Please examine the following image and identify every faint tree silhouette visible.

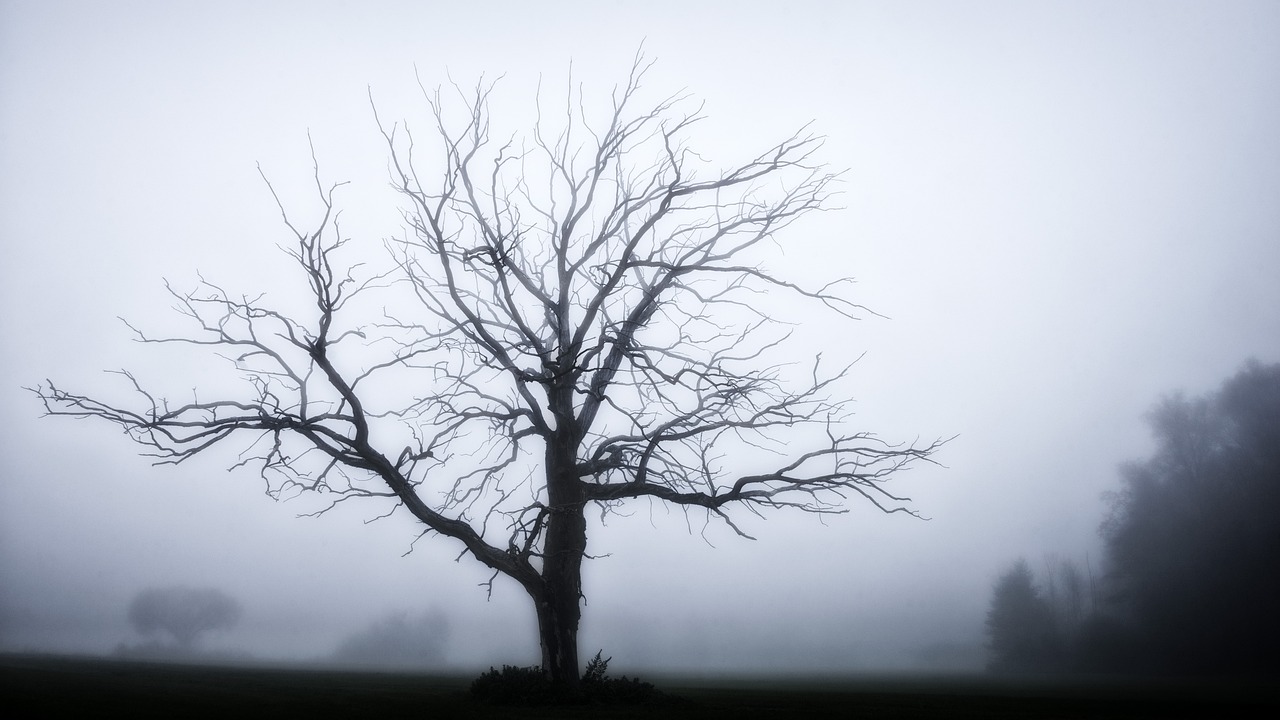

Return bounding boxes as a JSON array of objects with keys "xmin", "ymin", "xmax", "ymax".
[
  {"xmin": 332, "ymin": 609, "xmax": 450, "ymax": 669},
  {"xmin": 1055, "ymin": 558, "xmax": 1087, "ymax": 630},
  {"xmin": 985, "ymin": 560, "xmax": 1060, "ymax": 673},
  {"xmin": 34, "ymin": 53, "xmax": 943, "ymax": 687},
  {"xmin": 127, "ymin": 586, "xmax": 242, "ymax": 650}
]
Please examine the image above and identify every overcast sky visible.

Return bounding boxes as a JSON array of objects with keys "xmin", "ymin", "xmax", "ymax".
[{"xmin": 2, "ymin": 0, "xmax": 1278, "ymax": 674}]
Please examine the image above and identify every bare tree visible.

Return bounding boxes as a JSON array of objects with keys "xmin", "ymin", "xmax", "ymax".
[{"xmin": 34, "ymin": 56, "xmax": 942, "ymax": 686}]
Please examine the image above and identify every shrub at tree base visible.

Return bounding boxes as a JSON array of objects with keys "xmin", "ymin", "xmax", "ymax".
[
  {"xmin": 470, "ymin": 665, "xmax": 556, "ymax": 705},
  {"xmin": 470, "ymin": 652, "xmax": 656, "ymax": 706}
]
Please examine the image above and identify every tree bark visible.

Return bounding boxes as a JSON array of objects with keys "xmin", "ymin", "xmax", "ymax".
[
  {"xmin": 535, "ymin": 555, "xmax": 583, "ymax": 686},
  {"xmin": 536, "ymin": 414, "xmax": 588, "ymax": 686}
]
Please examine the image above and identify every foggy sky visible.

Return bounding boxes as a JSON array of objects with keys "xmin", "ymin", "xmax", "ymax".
[{"xmin": 2, "ymin": 0, "xmax": 1278, "ymax": 674}]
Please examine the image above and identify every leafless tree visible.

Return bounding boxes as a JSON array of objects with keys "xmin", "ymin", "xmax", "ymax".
[{"xmin": 34, "ymin": 56, "xmax": 943, "ymax": 686}]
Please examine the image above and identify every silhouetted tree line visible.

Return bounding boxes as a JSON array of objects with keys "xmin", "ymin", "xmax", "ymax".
[{"xmin": 986, "ymin": 360, "xmax": 1280, "ymax": 676}]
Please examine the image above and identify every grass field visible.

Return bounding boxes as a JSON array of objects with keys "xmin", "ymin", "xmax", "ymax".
[{"xmin": 2, "ymin": 653, "xmax": 1276, "ymax": 718}]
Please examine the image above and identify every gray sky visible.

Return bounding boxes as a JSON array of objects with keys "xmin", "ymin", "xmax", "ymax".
[{"xmin": 2, "ymin": 0, "xmax": 1278, "ymax": 673}]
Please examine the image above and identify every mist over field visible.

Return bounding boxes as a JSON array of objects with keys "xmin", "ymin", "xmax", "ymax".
[{"xmin": 2, "ymin": 0, "xmax": 1278, "ymax": 683}]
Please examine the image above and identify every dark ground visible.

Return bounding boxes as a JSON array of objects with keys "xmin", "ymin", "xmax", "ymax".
[{"xmin": 2, "ymin": 653, "xmax": 1276, "ymax": 719}]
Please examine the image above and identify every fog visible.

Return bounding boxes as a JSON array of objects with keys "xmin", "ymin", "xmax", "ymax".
[{"xmin": 2, "ymin": 1, "xmax": 1278, "ymax": 677}]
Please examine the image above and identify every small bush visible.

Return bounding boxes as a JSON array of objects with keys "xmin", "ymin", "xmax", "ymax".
[
  {"xmin": 469, "ymin": 650, "xmax": 657, "ymax": 706},
  {"xmin": 469, "ymin": 665, "xmax": 560, "ymax": 705},
  {"xmin": 584, "ymin": 673, "xmax": 657, "ymax": 704},
  {"xmin": 581, "ymin": 650, "xmax": 656, "ymax": 703},
  {"xmin": 582, "ymin": 650, "xmax": 611, "ymax": 683}
]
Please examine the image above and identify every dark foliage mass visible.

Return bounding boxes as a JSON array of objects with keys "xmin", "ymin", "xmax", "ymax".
[
  {"xmin": 986, "ymin": 360, "xmax": 1280, "ymax": 676},
  {"xmin": 125, "ymin": 586, "xmax": 242, "ymax": 650},
  {"xmin": 1100, "ymin": 359, "xmax": 1280, "ymax": 674},
  {"xmin": 470, "ymin": 651, "xmax": 656, "ymax": 706},
  {"xmin": 985, "ymin": 560, "xmax": 1059, "ymax": 673}
]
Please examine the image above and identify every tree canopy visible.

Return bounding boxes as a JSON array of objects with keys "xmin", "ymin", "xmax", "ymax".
[
  {"xmin": 985, "ymin": 359, "xmax": 1280, "ymax": 676},
  {"xmin": 1101, "ymin": 359, "xmax": 1280, "ymax": 674},
  {"xmin": 127, "ymin": 586, "xmax": 242, "ymax": 649}
]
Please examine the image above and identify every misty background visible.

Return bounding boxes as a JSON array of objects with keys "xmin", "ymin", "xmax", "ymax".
[{"xmin": 2, "ymin": 1, "xmax": 1278, "ymax": 675}]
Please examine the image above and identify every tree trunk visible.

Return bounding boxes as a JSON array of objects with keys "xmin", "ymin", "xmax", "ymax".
[
  {"xmin": 536, "ymin": 502, "xmax": 586, "ymax": 686},
  {"xmin": 538, "ymin": 421, "xmax": 588, "ymax": 687}
]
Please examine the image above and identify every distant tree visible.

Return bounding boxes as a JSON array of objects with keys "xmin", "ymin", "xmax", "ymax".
[
  {"xmin": 1100, "ymin": 360, "xmax": 1280, "ymax": 674},
  {"xmin": 332, "ymin": 609, "xmax": 450, "ymax": 669},
  {"xmin": 1038, "ymin": 555, "xmax": 1087, "ymax": 634},
  {"xmin": 985, "ymin": 559, "xmax": 1060, "ymax": 673},
  {"xmin": 127, "ymin": 586, "xmax": 242, "ymax": 650},
  {"xmin": 1055, "ymin": 558, "xmax": 1087, "ymax": 630},
  {"xmin": 32, "ymin": 54, "xmax": 942, "ymax": 688}
]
